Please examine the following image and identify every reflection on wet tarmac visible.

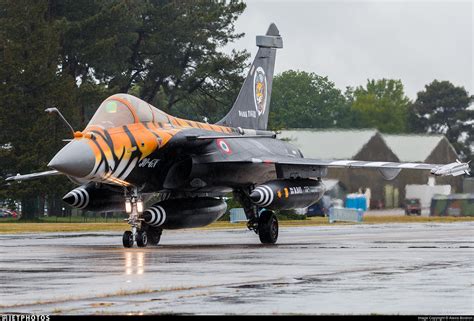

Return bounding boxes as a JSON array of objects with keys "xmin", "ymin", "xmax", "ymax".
[
  {"xmin": 124, "ymin": 251, "xmax": 145, "ymax": 275},
  {"xmin": 0, "ymin": 223, "xmax": 472, "ymax": 315}
]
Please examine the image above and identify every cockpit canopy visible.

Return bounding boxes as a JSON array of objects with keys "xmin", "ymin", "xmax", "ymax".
[{"xmin": 87, "ymin": 94, "xmax": 170, "ymax": 129}]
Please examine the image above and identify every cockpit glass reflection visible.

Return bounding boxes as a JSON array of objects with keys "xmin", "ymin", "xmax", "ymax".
[{"xmin": 87, "ymin": 99, "xmax": 135, "ymax": 129}]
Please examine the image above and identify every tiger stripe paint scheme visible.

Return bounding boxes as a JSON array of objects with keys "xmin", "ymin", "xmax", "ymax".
[
  {"xmin": 6, "ymin": 22, "xmax": 468, "ymax": 201},
  {"xmin": 80, "ymin": 95, "xmax": 238, "ymax": 187},
  {"xmin": 5, "ymin": 23, "xmax": 468, "ymax": 247},
  {"xmin": 7, "ymin": 92, "xmax": 469, "ymax": 190}
]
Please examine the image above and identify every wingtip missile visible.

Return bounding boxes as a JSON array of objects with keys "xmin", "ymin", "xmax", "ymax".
[
  {"xmin": 5, "ymin": 174, "xmax": 20, "ymax": 182},
  {"xmin": 431, "ymin": 161, "xmax": 470, "ymax": 176}
]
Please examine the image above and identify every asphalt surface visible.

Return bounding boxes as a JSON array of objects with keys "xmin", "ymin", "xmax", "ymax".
[{"xmin": 0, "ymin": 222, "xmax": 473, "ymax": 315}]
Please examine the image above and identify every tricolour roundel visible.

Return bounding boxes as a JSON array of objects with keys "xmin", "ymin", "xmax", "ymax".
[
  {"xmin": 216, "ymin": 139, "xmax": 232, "ymax": 155},
  {"xmin": 253, "ymin": 66, "xmax": 267, "ymax": 116},
  {"xmin": 144, "ymin": 205, "xmax": 166, "ymax": 227}
]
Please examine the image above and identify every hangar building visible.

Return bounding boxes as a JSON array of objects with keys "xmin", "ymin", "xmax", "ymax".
[{"xmin": 278, "ymin": 129, "xmax": 462, "ymax": 208}]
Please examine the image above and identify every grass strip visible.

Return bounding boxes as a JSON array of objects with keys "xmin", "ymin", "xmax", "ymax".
[{"xmin": 0, "ymin": 215, "xmax": 472, "ymax": 234}]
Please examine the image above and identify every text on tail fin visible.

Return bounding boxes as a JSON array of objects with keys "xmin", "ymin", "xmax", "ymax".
[{"xmin": 217, "ymin": 23, "xmax": 283, "ymax": 130}]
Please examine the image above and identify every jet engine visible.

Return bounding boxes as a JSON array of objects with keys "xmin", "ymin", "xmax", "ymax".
[
  {"xmin": 143, "ymin": 197, "xmax": 227, "ymax": 229},
  {"xmin": 62, "ymin": 184, "xmax": 124, "ymax": 212},
  {"xmin": 249, "ymin": 178, "xmax": 325, "ymax": 210}
]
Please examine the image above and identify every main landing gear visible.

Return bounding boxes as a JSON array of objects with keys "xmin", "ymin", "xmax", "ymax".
[
  {"xmin": 246, "ymin": 209, "xmax": 279, "ymax": 244},
  {"xmin": 257, "ymin": 210, "xmax": 279, "ymax": 244},
  {"xmin": 234, "ymin": 189, "xmax": 279, "ymax": 245},
  {"xmin": 122, "ymin": 187, "xmax": 162, "ymax": 248},
  {"xmin": 146, "ymin": 228, "xmax": 162, "ymax": 245}
]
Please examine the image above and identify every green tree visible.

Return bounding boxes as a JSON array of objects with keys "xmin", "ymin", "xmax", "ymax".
[
  {"xmin": 0, "ymin": 0, "xmax": 77, "ymax": 219},
  {"xmin": 51, "ymin": 0, "xmax": 248, "ymax": 122},
  {"xmin": 408, "ymin": 80, "xmax": 473, "ymax": 170},
  {"xmin": 269, "ymin": 70, "xmax": 350, "ymax": 130},
  {"xmin": 351, "ymin": 79, "xmax": 410, "ymax": 133},
  {"xmin": 0, "ymin": 0, "xmax": 249, "ymax": 218}
]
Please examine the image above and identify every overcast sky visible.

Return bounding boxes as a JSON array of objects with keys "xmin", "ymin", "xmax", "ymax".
[{"xmin": 225, "ymin": 0, "xmax": 473, "ymax": 100}]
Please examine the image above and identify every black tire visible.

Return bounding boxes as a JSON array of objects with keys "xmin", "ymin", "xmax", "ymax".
[
  {"xmin": 122, "ymin": 231, "xmax": 134, "ymax": 248},
  {"xmin": 258, "ymin": 210, "xmax": 278, "ymax": 244},
  {"xmin": 147, "ymin": 228, "xmax": 162, "ymax": 246},
  {"xmin": 136, "ymin": 230, "xmax": 148, "ymax": 248}
]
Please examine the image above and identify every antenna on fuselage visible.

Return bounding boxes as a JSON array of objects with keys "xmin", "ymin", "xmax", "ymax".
[{"xmin": 45, "ymin": 108, "xmax": 75, "ymax": 137}]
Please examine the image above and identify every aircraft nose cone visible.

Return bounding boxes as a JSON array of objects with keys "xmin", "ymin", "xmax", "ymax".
[{"xmin": 48, "ymin": 140, "xmax": 95, "ymax": 178}]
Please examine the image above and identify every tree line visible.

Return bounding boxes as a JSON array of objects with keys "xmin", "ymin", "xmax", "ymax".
[
  {"xmin": 0, "ymin": 0, "xmax": 471, "ymax": 217},
  {"xmin": 0, "ymin": 0, "xmax": 248, "ymax": 217},
  {"xmin": 270, "ymin": 71, "xmax": 473, "ymax": 170}
]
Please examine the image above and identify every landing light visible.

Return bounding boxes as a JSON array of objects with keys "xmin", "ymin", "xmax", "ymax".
[
  {"xmin": 125, "ymin": 199, "xmax": 132, "ymax": 213},
  {"xmin": 137, "ymin": 200, "xmax": 144, "ymax": 213}
]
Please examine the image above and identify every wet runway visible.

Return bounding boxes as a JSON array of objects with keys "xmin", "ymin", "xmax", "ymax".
[{"xmin": 0, "ymin": 222, "xmax": 473, "ymax": 315}]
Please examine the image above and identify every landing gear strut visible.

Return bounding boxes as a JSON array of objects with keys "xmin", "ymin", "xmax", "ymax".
[
  {"xmin": 122, "ymin": 187, "xmax": 147, "ymax": 248},
  {"xmin": 235, "ymin": 189, "xmax": 279, "ymax": 245}
]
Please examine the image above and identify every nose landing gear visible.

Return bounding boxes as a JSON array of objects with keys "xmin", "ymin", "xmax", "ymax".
[
  {"xmin": 122, "ymin": 230, "xmax": 134, "ymax": 248},
  {"xmin": 122, "ymin": 187, "xmax": 148, "ymax": 248},
  {"xmin": 136, "ymin": 230, "xmax": 148, "ymax": 247}
]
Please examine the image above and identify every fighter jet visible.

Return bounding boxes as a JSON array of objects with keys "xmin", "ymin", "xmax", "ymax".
[{"xmin": 7, "ymin": 24, "xmax": 469, "ymax": 247}]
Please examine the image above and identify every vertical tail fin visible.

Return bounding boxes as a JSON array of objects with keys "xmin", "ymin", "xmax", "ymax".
[{"xmin": 217, "ymin": 23, "xmax": 283, "ymax": 130}]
